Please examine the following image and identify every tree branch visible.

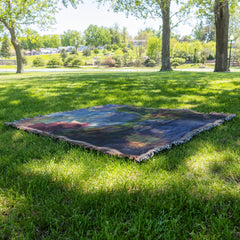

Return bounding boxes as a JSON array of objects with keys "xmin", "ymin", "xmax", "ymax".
[{"xmin": 0, "ymin": 17, "xmax": 11, "ymax": 30}]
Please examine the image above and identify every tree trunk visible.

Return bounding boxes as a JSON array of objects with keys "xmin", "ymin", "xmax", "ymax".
[
  {"xmin": 160, "ymin": 0, "xmax": 172, "ymax": 71},
  {"xmin": 9, "ymin": 27, "xmax": 24, "ymax": 73},
  {"xmin": 214, "ymin": 0, "xmax": 229, "ymax": 72}
]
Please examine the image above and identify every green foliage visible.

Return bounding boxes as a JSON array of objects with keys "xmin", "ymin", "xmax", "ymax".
[
  {"xmin": 171, "ymin": 62, "xmax": 180, "ymax": 68},
  {"xmin": 229, "ymin": 5, "xmax": 240, "ymax": 41},
  {"xmin": 106, "ymin": 44, "xmax": 112, "ymax": 51},
  {"xmin": 71, "ymin": 57, "xmax": 83, "ymax": 67},
  {"xmin": 135, "ymin": 28, "xmax": 154, "ymax": 42},
  {"xmin": 96, "ymin": 0, "xmax": 162, "ymax": 20},
  {"xmin": 146, "ymin": 36, "xmax": 161, "ymax": 62},
  {"xmin": 84, "ymin": 25, "xmax": 111, "ymax": 47},
  {"xmin": 102, "ymin": 57, "xmax": 116, "ymax": 67},
  {"xmin": 47, "ymin": 57, "xmax": 63, "ymax": 68},
  {"xmin": 0, "ymin": 0, "xmax": 76, "ymax": 73},
  {"xmin": 123, "ymin": 53, "xmax": 131, "ymax": 66},
  {"xmin": 61, "ymin": 30, "xmax": 83, "ymax": 49},
  {"xmin": 122, "ymin": 47, "xmax": 128, "ymax": 53},
  {"xmin": 64, "ymin": 55, "xmax": 83, "ymax": 67},
  {"xmin": 200, "ymin": 48, "xmax": 211, "ymax": 63},
  {"xmin": 70, "ymin": 48, "xmax": 78, "ymax": 55},
  {"xmin": 64, "ymin": 55, "xmax": 76, "ymax": 66},
  {"xmin": 193, "ymin": 49, "xmax": 199, "ymax": 64},
  {"xmin": 144, "ymin": 58, "xmax": 157, "ymax": 67},
  {"xmin": 40, "ymin": 34, "xmax": 61, "ymax": 48},
  {"xmin": 231, "ymin": 42, "xmax": 240, "ymax": 62},
  {"xmin": 94, "ymin": 58, "xmax": 101, "ymax": 66},
  {"xmin": 171, "ymin": 39, "xmax": 216, "ymax": 62},
  {"xmin": 22, "ymin": 56, "xmax": 28, "ymax": 65},
  {"xmin": 33, "ymin": 56, "xmax": 45, "ymax": 67},
  {"xmin": 0, "ymin": 0, "xmax": 59, "ymax": 32},
  {"xmin": 103, "ymin": 49, "xmax": 108, "ymax": 55},
  {"xmin": 121, "ymin": 27, "xmax": 128, "ymax": 44},
  {"xmin": 93, "ymin": 48, "xmax": 100, "ymax": 54},
  {"xmin": 188, "ymin": 0, "xmax": 238, "ymax": 18},
  {"xmin": 170, "ymin": 58, "xmax": 186, "ymax": 65},
  {"xmin": 112, "ymin": 44, "xmax": 119, "ymax": 51},
  {"xmin": 62, "ymin": 0, "xmax": 82, "ymax": 8},
  {"xmin": 19, "ymin": 29, "xmax": 42, "ymax": 51},
  {"xmin": 60, "ymin": 49, "xmax": 68, "ymax": 60},
  {"xmin": 114, "ymin": 49, "xmax": 124, "ymax": 55},
  {"xmin": 82, "ymin": 49, "xmax": 91, "ymax": 57},
  {"xmin": 109, "ymin": 24, "xmax": 121, "ymax": 45},
  {"xmin": 0, "ymin": 37, "xmax": 11, "ymax": 59},
  {"xmin": 193, "ymin": 21, "xmax": 215, "ymax": 42},
  {"xmin": 135, "ymin": 45, "xmax": 146, "ymax": 59},
  {"xmin": 133, "ymin": 58, "xmax": 144, "ymax": 67},
  {"xmin": 112, "ymin": 55, "xmax": 123, "ymax": 67},
  {"xmin": 129, "ymin": 42, "xmax": 134, "ymax": 50}
]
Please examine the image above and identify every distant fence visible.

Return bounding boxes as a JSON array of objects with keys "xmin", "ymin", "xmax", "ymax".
[{"xmin": 0, "ymin": 59, "xmax": 17, "ymax": 65}]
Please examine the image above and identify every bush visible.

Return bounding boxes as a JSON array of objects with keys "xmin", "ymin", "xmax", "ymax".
[
  {"xmin": 64, "ymin": 56, "xmax": 83, "ymax": 67},
  {"xmin": 170, "ymin": 58, "xmax": 185, "ymax": 65},
  {"xmin": 22, "ymin": 56, "xmax": 28, "ymax": 65},
  {"xmin": 82, "ymin": 49, "xmax": 91, "ymax": 57},
  {"xmin": 171, "ymin": 62, "xmax": 180, "ymax": 68},
  {"xmin": 47, "ymin": 57, "xmax": 63, "ymax": 68},
  {"xmin": 125, "ymin": 59, "xmax": 134, "ymax": 67},
  {"xmin": 144, "ymin": 58, "xmax": 156, "ymax": 67},
  {"xmin": 106, "ymin": 45, "xmax": 112, "ymax": 51},
  {"xmin": 60, "ymin": 49, "xmax": 68, "ymax": 60},
  {"xmin": 103, "ymin": 49, "xmax": 108, "ymax": 55},
  {"xmin": 112, "ymin": 44, "xmax": 119, "ymax": 51},
  {"xmin": 200, "ymin": 56, "xmax": 207, "ymax": 64},
  {"xmin": 114, "ymin": 49, "xmax": 124, "ymax": 56},
  {"xmin": 173, "ymin": 50, "xmax": 187, "ymax": 59},
  {"xmin": 102, "ymin": 57, "xmax": 116, "ymax": 67},
  {"xmin": 123, "ymin": 53, "xmax": 130, "ymax": 67},
  {"xmin": 122, "ymin": 47, "xmax": 128, "ymax": 53},
  {"xmin": 94, "ymin": 58, "xmax": 101, "ymax": 66},
  {"xmin": 64, "ymin": 56, "xmax": 75, "ymax": 66},
  {"xmin": 208, "ymin": 54, "xmax": 215, "ymax": 60},
  {"xmin": 33, "ymin": 56, "xmax": 45, "ymax": 67},
  {"xmin": 94, "ymin": 48, "xmax": 99, "ymax": 54},
  {"xmin": 133, "ymin": 58, "xmax": 143, "ymax": 67},
  {"xmin": 129, "ymin": 43, "xmax": 134, "ymax": 50},
  {"xmin": 70, "ymin": 48, "xmax": 78, "ymax": 55},
  {"xmin": 112, "ymin": 55, "xmax": 123, "ymax": 67},
  {"xmin": 71, "ymin": 57, "xmax": 83, "ymax": 67}
]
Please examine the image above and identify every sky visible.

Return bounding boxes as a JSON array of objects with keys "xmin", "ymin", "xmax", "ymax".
[{"xmin": 40, "ymin": 1, "xmax": 195, "ymax": 37}]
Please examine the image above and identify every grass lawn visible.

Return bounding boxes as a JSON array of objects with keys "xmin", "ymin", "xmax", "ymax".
[{"xmin": 0, "ymin": 71, "xmax": 239, "ymax": 239}]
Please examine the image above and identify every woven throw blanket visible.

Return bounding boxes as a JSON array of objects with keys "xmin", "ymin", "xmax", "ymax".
[{"xmin": 5, "ymin": 104, "xmax": 235, "ymax": 162}]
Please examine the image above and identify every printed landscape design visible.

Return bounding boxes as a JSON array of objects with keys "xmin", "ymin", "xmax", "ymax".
[{"xmin": 6, "ymin": 104, "xmax": 235, "ymax": 162}]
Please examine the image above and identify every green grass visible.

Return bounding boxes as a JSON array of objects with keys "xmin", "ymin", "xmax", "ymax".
[
  {"xmin": 0, "ymin": 65, "xmax": 17, "ymax": 69},
  {"xmin": 0, "ymin": 71, "xmax": 239, "ymax": 239}
]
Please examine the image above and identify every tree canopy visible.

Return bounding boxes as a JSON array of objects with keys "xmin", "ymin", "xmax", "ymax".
[
  {"xmin": 96, "ymin": 0, "xmax": 184, "ymax": 71},
  {"xmin": 0, "ymin": 0, "xmax": 59, "ymax": 30},
  {"xmin": 61, "ymin": 30, "xmax": 83, "ymax": 49},
  {"xmin": 84, "ymin": 25, "xmax": 111, "ymax": 47},
  {"xmin": 0, "ymin": 0, "xmax": 82, "ymax": 73}
]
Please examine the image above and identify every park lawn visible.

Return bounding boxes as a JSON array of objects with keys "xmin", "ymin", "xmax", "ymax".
[{"xmin": 0, "ymin": 71, "xmax": 239, "ymax": 239}]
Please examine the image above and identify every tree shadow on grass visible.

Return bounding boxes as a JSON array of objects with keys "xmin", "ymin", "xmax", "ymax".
[
  {"xmin": 1, "ymin": 71, "xmax": 239, "ymax": 168},
  {"xmin": 0, "ymin": 71, "xmax": 240, "ymax": 239},
  {"xmin": 1, "ymin": 145, "xmax": 240, "ymax": 239}
]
